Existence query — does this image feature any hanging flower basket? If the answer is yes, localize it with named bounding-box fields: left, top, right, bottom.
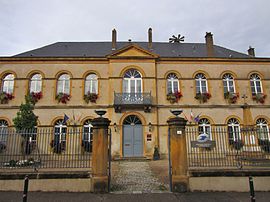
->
left=224, top=92, right=239, bottom=104
left=166, top=91, right=182, bottom=104
left=252, top=93, right=267, bottom=104
left=195, top=92, right=211, bottom=103
left=84, top=92, right=98, bottom=103
left=28, top=92, right=43, bottom=104
left=0, top=92, right=14, bottom=104
left=56, top=93, right=70, bottom=104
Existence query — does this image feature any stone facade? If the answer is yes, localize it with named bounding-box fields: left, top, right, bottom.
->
left=0, top=30, right=270, bottom=158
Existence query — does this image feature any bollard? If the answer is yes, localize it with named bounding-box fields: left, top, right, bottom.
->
left=23, top=175, right=29, bottom=202
left=249, top=176, right=255, bottom=202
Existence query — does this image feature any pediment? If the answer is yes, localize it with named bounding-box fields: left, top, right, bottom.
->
left=107, top=44, right=158, bottom=58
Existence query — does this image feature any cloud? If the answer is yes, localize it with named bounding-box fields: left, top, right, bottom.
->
left=0, top=0, right=269, bottom=56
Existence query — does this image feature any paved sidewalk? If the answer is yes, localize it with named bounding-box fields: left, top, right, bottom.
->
left=1, top=191, right=270, bottom=202
left=111, top=160, right=169, bottom=193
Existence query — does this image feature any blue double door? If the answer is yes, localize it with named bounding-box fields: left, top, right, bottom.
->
left=123, top=124, right=143, bottom=157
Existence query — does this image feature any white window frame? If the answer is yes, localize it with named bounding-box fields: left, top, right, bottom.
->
left=167, top=73, right=179, bottom=94
left=30, top=74, right=42, bottom=93
left=256, top=118, right=270, bottom=140
left=0, top=120, right=8, bottom=145
left=57, top=74, right=70, bottom=94
left=85, top=74, right=98, bottom=94
left=54, top=119, right=67, bottom=143
left=2, top=74, right=15, bottom=94
left=228, top=118, right=241, bottom=141
left=223, top=73, right=235, bottom=93
left=250, top=74, right=263, bottom=95
left=123, top=69, right=142, bottom=93
left=198, top=118, right=212, bottom=140
left=195, top=73, right=208, bottom=93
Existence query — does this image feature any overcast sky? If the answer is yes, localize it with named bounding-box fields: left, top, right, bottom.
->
left=0, top=0, right=269, bottom=57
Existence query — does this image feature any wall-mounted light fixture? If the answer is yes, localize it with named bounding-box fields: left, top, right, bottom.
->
left=148, top=122, right=152, bottom=132
left=113, top=122, right=117, bottom=132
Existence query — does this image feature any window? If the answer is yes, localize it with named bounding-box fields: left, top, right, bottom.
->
left=123, top=69, right=142, bottom=93
left=30, top=74, right=42, bottom=93
left=167, top=73, right=179, bottom=94
left=2, top=74, right=14, bottom=94
left=227, top=118, right=241, bottom=143
left=85, top=74, right=98, bottom=94
left=250, top=73, right=262, bottom=96
left=198, top=118, right=212, bottom=140
left=82, top=119, right=93, bottom=152
left=0, top=120, right=8, bottom=151
left=256, top=118, right=269, bottom=140
left=195, top=73, right=208, bottom=93
left=57, top=74, right=70, bottom=94
left=223, top=73, right=235, bottom=93
left=52, top=119, right=67, bottom=153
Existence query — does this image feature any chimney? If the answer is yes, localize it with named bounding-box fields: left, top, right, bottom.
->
left=248, top=46, right=255, bottom=57
left=148, top=28, right=152, bottom=50
left=205, top=32, right=214, bottom=57
left=112, top=29, right=117, bottom=50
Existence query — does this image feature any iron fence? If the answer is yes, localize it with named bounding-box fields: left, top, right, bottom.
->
left=0, top=127, right=92, bottom=170
left=186, top=125, right=270, bottom=169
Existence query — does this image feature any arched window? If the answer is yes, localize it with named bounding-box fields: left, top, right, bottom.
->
left=82, top=119, right=93, bottom=152
left=167, top=73, right=179, bottom=94
left=30, top=74, right=42, bottom=93
left=123, top=69, right=142, bottom=93
left=0, top=120, right=8, bottom=150
left=57, top=74, right=70, bottom=94
left=85, top=74, right=98, bottom=95
left=223, top=73, right=235, bottom=93
left=250, top=74, right=263, bottom=96
left=227, top=118, right=241, bottom=144
left=195, top=73, right=208, bottom=93
left=198, top=118, right=212, bottom=139
left=256, top=118, right=269, bottom=140
left=2, top=74, right=14, bottom=94
left=52, top=119, right=67, bottom=153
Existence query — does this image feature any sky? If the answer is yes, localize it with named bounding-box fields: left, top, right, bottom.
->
left=0, top=0, right=269, bottom=57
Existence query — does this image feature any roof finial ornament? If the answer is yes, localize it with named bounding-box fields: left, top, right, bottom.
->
left=169, top=34, right=185, bottom=43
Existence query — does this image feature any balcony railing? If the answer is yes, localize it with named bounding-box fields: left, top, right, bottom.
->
left=114, top=92, right=152, bottom=112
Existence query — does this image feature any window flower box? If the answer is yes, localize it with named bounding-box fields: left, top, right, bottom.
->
left=166, top=91, right=182, bottom=104
left=84, top=92, right=98, bottom=103
left=195, top=92, right=211, bottom=103
left=56, top=93, right=70, bottom=104
left=224, top=92, right=239, bottom=104
left=252, top=93, right=267, bottom=104
left=28, top=92, right=43, bottom=104
left=0, top=92, right=14, bottom=104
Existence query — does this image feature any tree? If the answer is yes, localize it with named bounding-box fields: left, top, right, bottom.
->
left=13, top=96, right=38, bottom=131
left=13, top=96, right=38, bottom=155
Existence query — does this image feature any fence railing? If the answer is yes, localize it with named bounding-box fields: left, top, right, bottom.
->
left=0, top=127, right=92, bottom=170
left=186, top=125, right=270, bottom=169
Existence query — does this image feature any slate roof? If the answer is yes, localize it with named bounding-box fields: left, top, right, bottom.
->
left=13, top=42, right=251, bottom=58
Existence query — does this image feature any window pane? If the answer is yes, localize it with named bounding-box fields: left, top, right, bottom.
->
left=167, top=81, right=172, bottom=94
left=57, top=80, right=63, bottom=93
left=64, top=80, right=70, bottom=94
left=123, top=80, right=128, bottom=93
left=173, top=81, right=178, bottom=92
left=130, top=80, right=135, bottom=93
left=136, top=80, right=142, bottom=93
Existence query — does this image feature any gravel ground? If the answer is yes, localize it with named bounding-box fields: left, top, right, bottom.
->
left=110, top=160, right=169, bottom=193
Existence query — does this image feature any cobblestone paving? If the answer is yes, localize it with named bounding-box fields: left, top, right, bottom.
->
left=111, top=161, right=169, bottom=193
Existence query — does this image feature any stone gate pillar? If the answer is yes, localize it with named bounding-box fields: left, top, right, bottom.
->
left=91, top=110, right=111, bottom=193
left=167, top=111, right=188, bottom=192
